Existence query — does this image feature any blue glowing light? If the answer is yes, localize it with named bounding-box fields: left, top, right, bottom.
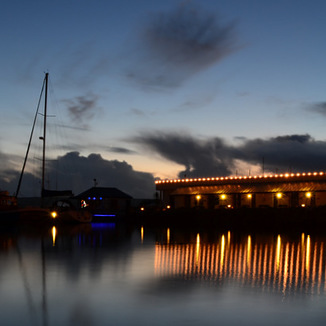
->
left=93, top=214, right=116, bottom=217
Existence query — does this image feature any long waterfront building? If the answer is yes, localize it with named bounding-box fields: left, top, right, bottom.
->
left=155, top=172, right=326, bottom=209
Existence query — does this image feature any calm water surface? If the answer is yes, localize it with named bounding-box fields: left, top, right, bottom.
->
left=1, top=222, right=326, bottom=325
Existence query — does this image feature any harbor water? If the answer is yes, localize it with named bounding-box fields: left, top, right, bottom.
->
left=1, top=222, right=326, bottom=325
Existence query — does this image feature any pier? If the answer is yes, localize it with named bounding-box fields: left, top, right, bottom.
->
left=156, top=172, right=326, bottom=210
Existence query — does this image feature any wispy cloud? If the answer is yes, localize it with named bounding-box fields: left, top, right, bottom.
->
left=307, top=102, right=326, bottom=116
left=129, top=108, right=147, bottom=117
left=127, top=2, right=239, bottom=89
left=63, top=94, right=99, bottom=128
left=107, top=146, right=137, bottom=154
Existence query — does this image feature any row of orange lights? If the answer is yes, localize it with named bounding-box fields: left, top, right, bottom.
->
left=196, top=192, right=311, bottom=200
left=155, top=172, right=325, bottom=184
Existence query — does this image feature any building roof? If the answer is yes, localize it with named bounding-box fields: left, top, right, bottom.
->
left=156, top=172, right=326, bottom=195
left=156, top=172, right=326, bottom=189
left=76, top=187, right=132, bottom=199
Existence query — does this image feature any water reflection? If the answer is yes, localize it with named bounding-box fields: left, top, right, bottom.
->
left=1, top=224, right=326, bottom=325
left=141, top=225, right=144, bottom=243
left=154, top=231, right=326, bottom=297
left=51, top=226, right=56, bottom=246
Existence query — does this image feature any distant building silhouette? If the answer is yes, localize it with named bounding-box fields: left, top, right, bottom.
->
left=76, top=187, right=132, bottom=216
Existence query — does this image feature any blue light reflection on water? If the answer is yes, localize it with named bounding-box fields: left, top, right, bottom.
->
left=1, top=226, right=326, bottom=325
left=91, top=222, right=116, bottom=229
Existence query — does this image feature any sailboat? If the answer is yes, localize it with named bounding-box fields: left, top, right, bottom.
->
left=1, top=73, right=92, bottom=224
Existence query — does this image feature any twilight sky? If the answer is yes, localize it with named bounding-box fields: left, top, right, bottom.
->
left=1, top=0, right=326, bottom=198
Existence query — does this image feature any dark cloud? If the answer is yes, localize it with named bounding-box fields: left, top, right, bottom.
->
left=47, top=152, right=154, bottom=198
left=1, top=152, right=155, bottom=198
left=274, top=135, right=311, bottom=143
left=3, top=133, right=326, bottom=198
left=134, top=132, right=237, bottom=178
left=307, top=102, right=326, bottom=116
left=0, top=151, right=22, bottom=185
left=127, top=2, right=238, bottom=88
left=63, top=94, right=99, bottom=128
left=134, top=132, right=326, bottom=177
left=107, top=146, right=137, bottom=154
left=0, top=168, right=40, bottom=197
left=238, top=134, right=326, bottom=173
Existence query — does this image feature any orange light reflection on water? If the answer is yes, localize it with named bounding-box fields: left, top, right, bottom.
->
left=140, top=226, right=144, bottom=243
left=52, top=226, right=57, bottom=246
left=154, top=232, right=326, bottom=296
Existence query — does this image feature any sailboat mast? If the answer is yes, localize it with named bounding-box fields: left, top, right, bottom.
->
left=41, top=72, right=48, bottom=197
left=15, top=75, right=46, bottom=198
